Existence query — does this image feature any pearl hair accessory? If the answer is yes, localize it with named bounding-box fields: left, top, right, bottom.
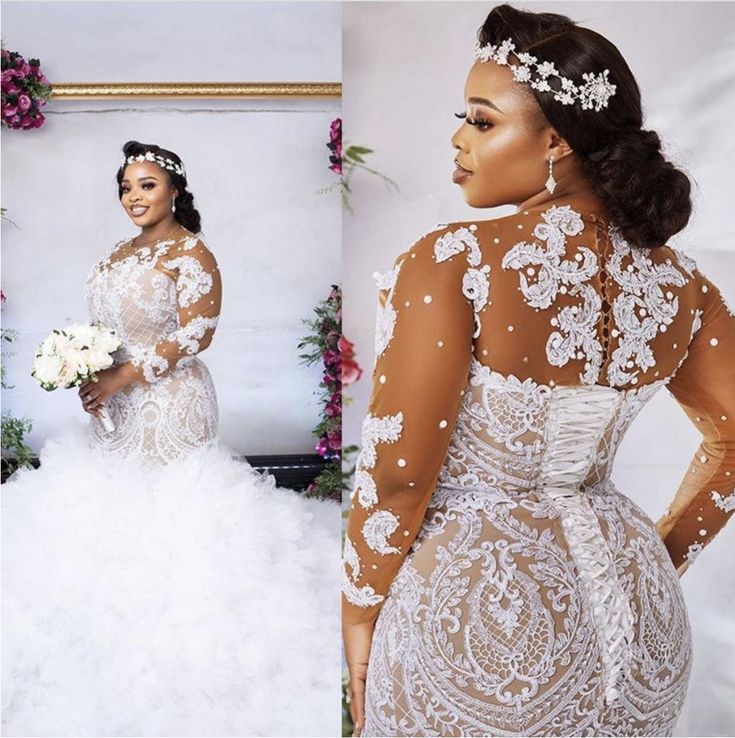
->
left=473, top=38, right=617, bottom=112
left=125, top=150, right=186, bottom=177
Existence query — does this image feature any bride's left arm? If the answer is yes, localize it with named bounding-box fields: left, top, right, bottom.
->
left=127, top=238, right=223, bottom=384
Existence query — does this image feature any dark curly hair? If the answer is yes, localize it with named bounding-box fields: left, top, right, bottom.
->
left=478, top=4, right=692, bottom=250
left=116, top=140, right=202, bottom=233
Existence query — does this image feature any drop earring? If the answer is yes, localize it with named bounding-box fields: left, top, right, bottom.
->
left=172, top=196, right=176, bottom=213
left=545, top=156, right=557, bottom=194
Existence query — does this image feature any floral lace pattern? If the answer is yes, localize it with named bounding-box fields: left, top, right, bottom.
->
left=434, top=225, right=491, bottom=337
left=343, top=535, right=384, bottom=608
left=346, top=199, right=734, bottom=736
left=161, top=255, right=214, bottom=308
left=502, top=205, right=603, bottom=383
left=711, top=490, right=735, bottom=513
left=84, top=231, right=221, bottom=463
left=606, top=225, right=689, bottom=386
left=363, top=363, right=692, bottom=736
left=373, top=260, right=403, bottom=359
left=353, top=412, right=404, bottom=509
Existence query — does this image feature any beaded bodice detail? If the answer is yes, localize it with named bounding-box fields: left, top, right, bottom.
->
left=344, top=197, right=735, bottom=736
left=83, top=231, right=222, bottom=463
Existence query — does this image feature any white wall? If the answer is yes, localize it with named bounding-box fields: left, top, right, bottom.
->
left=342, top=3, right=735, bottom=735
left=1, top=1, right=341, bottom=455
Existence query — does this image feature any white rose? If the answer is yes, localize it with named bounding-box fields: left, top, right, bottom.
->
left=68, top=323, right=96, bottom=349
left=94, top=329, right=121, bottom=354
left=56, top=360, right=79, bottom=388
left=32, top=353, right=64, bottom=387
left=67, top=347, right=97, bottom=382
left=85, top=347, right=114, bottom=372
left=40, top=331, right=66, bottom=358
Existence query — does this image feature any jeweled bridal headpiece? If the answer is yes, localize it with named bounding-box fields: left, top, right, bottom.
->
left=125, top=150, right=186, bottom=177
left=473, top=38, right=617, bottom=112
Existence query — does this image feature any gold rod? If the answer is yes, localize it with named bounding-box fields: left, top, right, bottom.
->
left=50, top=82, right=341, bottom=100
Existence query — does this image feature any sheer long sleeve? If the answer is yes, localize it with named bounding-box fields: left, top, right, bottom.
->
left=343, top=228, right=475, bottom=627
left=658, top=272, right=735, bottom=568
left=128, top=238, right=222, bottom=384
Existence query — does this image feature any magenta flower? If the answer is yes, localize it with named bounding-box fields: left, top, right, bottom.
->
left=1, top=48, right=51, bottom=130
left=327, top=429, right=342, bottom=451
left=316, top=437, right=328, bottom=457
left=325, top=393, right=341, bottom=417
left=327, top=117, right=342, bottom=175
left=323, top=349, right=340, bottom=366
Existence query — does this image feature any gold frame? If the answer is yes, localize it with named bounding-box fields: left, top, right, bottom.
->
left=51, top=82, right=341, bottom=100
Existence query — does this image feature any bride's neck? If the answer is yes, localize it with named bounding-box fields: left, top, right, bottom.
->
left=138, top=215, right=180, bottom=243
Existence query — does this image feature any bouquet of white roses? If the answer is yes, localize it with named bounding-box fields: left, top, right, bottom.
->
left=31, top=323, right=121, bottom=432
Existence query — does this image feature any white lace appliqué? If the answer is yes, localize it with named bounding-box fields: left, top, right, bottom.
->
left=711, top=489, right=735, bottom=513
left=363, top=361, right=692, bottom=736
left=129, top=345, right=170, bottom=384
left=433, top=225, right=491, bottom=337
left=353, top=412, right=403, bottom=509
left=606, top=226, right=689, bottom=387
left=169, top=315, right=220, bottom=356
left=685, top=542, right=704, bottom=564
left=342, top=535, right=384, bottom=608
left=502, top=205, right=603, bottom=383
left=373, top=259, right=403, bottom=359
left=162, top=255, right=214, bottom=308
left=363, top=510, right=401, bottom=555
left=84, top=234, right=219, bottom=463
left=671, top=248, right=697, bottom=278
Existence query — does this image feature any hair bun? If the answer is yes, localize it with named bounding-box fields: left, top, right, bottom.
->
left=582, top=128, right=691, bottom=250
left=478, top=4, right=693, bottom=250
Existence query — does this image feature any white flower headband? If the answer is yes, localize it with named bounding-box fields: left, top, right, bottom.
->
left=473, top=37, right=617, bottom=112
left=125, top=150, right=186, bottom=177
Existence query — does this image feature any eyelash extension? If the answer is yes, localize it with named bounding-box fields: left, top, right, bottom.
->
left=455, top=111, right=492, bottom=131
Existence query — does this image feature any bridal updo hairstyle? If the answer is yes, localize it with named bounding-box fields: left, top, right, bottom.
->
left=116, top=140, right=202, bottom=233
left=479, top=5, right=692, bottom=250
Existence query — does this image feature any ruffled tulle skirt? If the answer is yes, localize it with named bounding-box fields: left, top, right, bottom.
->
left=1, top=424, right=341, bottom=737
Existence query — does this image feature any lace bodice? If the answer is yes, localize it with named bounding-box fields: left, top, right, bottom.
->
left=84, top=229, right=222, bottom=462
left=343, top=194, right=735, bottom=627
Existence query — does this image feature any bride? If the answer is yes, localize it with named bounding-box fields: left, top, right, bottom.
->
left=1, top=140, right=341, bottom=737
left=342, top=5, right=734, bottom=737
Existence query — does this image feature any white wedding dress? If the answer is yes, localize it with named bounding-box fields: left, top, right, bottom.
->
left=1, top=229, right=341, bottom=737
left=343, top=195, right=735, bottom=736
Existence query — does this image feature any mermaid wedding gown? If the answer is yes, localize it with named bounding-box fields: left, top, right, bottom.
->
left=2, top=229, right=341, bottom=737
left=343, top=193, right=735, bottom=736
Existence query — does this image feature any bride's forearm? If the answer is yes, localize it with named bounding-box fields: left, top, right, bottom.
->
left=118, top=361, right=144, bottom=388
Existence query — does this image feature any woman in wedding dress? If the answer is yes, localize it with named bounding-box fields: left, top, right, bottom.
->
left=343, top=5, right=735, bottom=737
left=2, top=140, right=341, bottom=737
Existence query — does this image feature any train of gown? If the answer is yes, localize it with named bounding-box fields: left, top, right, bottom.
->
left=1, top=422, right=341, bottom=737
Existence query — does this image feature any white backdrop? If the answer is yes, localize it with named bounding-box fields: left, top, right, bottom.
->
left=342, top=3, right=735, bottom=736
left=1, top=1, right=341, bottom=455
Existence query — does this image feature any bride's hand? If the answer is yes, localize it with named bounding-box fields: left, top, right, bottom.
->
left=79, top=364, right=136, bottom=417
left=344, top=619, right=375, bottom=737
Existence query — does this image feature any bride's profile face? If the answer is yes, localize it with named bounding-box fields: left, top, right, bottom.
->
left=451, top=61, right=557, bottom=209
left=119, top=161, right=178, bottom=228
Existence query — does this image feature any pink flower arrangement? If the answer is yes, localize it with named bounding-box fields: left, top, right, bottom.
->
left=327, top=117, right=342, bottom=175
left=2, top=48, right=52, bottom=130
left=340, top=335, right=363, bottom=386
